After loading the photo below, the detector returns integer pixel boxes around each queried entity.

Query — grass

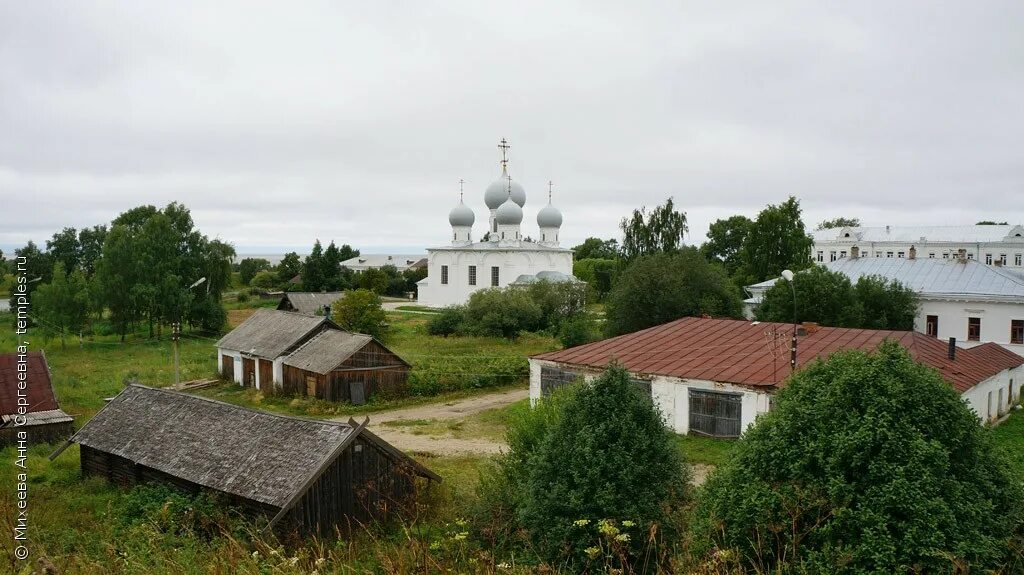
[991,406,1024,477]
[673,434,737,467]
[382,398,530,442]
[393,305,440,313]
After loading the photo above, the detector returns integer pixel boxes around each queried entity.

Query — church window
[491,266,500,287]
[441,265,449,285]
[468,266,477,286]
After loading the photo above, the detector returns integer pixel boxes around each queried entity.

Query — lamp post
[174,277,207,386]
[781,269,797,372]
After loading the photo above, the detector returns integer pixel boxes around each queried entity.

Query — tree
[302,240,326,292]
[358,267,390,294]
[33,262,89,348]
[77,225,107,277]
[701,215,752,276]
[755,265,862,327]
[46,227,81,273]
[402,266,428,295]
[816,216,861,230]
[250,270,278,290]
[738,196,813,283]
[619,197,688,260]
[8,241,54,316]
[97,225,142,340]
[572,258,617,301]
[337,243,359,262]
[462,288,543,338]
[695,342,1024,573]
[277,252,302,285]
[605,248,743,336]
[331,289,387,340]
[322,241,342,290]
[853,275,919,330]
[238,258,271,286]
[521,364,689,568]
[571,237,619,260]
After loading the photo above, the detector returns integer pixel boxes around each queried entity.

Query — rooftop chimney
[948,337,956,361]
[908,245,917,260]
[886,225,891,234]
[851,246,860,259]
[957,248,967,262]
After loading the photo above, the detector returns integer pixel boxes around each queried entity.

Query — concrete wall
[420,248,573,308]
[217,348,286,390]
[916,299,1024,354]
[218,348,244,384]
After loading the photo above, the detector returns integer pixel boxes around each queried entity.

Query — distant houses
[745,252,1024,353]
[0,351,73,447]
[50,385,439,534]
[277,291,346,316]
[216,308,411,403]
[340,254,426,273]
[530,317,1024,437]
[811,224,1024,269]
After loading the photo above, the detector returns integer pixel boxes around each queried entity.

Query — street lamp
[781,269,797,372]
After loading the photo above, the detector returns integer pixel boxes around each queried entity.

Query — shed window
[1012,320,1024,345]
[491,266,500,287]
[441,265,449,285]
[688,389,742,438]
[926,315,938,337]
[631,378,652,397]
[540,366,579,396]
[468,265,477,286]
[968,317,981,341]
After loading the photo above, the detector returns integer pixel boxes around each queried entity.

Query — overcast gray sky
[2,1,1022,255]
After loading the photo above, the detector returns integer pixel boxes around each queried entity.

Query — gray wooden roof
[215,308,329,358]
[58,385,437,508]
[283,330,408,374]
[278,292,346,316]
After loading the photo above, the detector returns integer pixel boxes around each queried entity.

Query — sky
[2,1,1023,256]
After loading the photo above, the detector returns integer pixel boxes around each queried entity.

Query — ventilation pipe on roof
[948,337,956,361]
[851,246,860,259]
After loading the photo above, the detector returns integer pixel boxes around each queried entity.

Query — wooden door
[259,359,274,390]
[305,375,317,398]
[243,357,256,388]
[221,354,234,381]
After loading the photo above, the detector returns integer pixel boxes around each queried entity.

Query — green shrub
[694,341,1024,573]
[116,483,228,538]
[331,288,387,341]
[518,365,690,568]
[463,288,543,338]
[426,305,465,337]
[557,314,601,348]
[236,291,250,303]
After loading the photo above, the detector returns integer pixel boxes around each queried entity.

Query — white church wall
[419,248,574,307]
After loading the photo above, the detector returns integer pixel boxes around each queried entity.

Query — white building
[529,317,1024,435]
[416,141,574,308]
[340,254,426,272]
[812,224,1024,268]
[744,254,1024,354]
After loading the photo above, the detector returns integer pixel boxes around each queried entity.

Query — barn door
[259,359,274,391]
[688,389,742,438]
[305,375,317,398]
[221,354,234,381]
[242,358,255,388]
[350,381,366,405]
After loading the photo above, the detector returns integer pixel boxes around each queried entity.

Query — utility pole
[172,321,181,386]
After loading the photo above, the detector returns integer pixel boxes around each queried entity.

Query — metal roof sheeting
[824,258,1024,301]
[283,330,375,374]
[0,352,66,416]
[533,317,1024,393]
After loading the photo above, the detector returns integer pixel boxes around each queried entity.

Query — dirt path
[341,388,528,457]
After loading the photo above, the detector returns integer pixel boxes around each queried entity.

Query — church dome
[537,202,562,228]
[495,197,523,225]
[485,171,526,209]
[448,199,475,227]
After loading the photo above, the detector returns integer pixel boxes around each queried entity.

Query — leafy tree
[250,270,278,290]
[701,215,752,276]
[523,280,588,329]
[402,266,428,295]
[337,243,359,262]
[77,225,107,277]
[738,196,813,283]
[853,275,919,330]
[238,258,271,286]
[331,289,387,341]
[462,288,543,338]
[46,227,81,273]
[97,225,143,340]
[8,241,54,317]
[695,342,1024,573]
[276,252,302,284]
[358,267,390,294]
[619,197,688,260]
[33,262,89,348]
[426,305,465,337]
[816,216,861,230]
[755,265,862,327]
[322,241,343,290]
[605,247,743,336]
[572,258,617,301]
[521,364,689,567]
[556,314,601,348]
[571,237,619,260]
[302,240,326,292]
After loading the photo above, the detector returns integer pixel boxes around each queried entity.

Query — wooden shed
[277,291,346,316]
[50,385,439,535]
[0,351,74,447]
[282,330,411,404]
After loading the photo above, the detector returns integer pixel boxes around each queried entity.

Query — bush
[462,288,543,338]
[557,314,601,348]
[250,269,278,290]
[331,288,387,341]
[519,364,690,568]
[694,341,1024,573]
[116,483,228,538]
[236,291,249,303]
[426,305,465,337]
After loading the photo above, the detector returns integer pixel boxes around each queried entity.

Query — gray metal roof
[215,308,328,358]
[283,330,375,374]
[511,270,581,285]
[813,224,1024,244]
[69,385,357,507]
[824,257,1024,300]
[340,254,426,269]
[278,292,345,316]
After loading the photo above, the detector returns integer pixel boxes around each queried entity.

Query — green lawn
[991,406,1024,477]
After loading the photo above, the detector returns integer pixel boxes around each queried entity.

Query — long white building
[416,141,574,308]
[812,224,1024,268]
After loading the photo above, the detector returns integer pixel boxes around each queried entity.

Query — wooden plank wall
[281,340,410,403]
[258,359,274,391]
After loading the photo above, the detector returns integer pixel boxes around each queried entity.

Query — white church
[416,140,575,308]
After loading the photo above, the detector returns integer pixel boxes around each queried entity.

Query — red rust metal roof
[532,317,1024,393]
[0,351,61,415]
